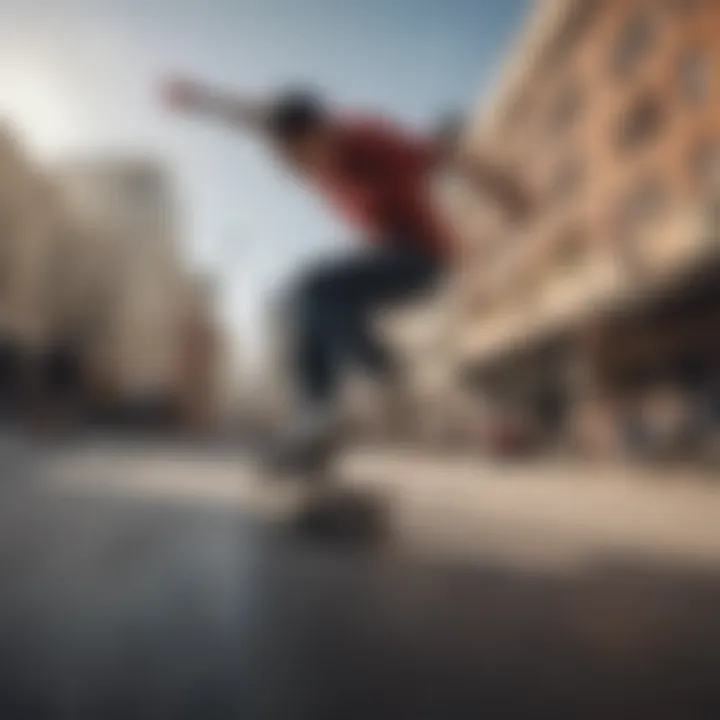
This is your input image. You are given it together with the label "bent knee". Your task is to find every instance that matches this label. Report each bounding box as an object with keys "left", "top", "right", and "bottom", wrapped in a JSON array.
[{"left": 293, "top": 266, "right": 347, "bottom": 315}]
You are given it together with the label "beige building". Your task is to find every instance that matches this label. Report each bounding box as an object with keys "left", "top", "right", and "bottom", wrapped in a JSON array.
[
  {"left": 55, "top": 157, "right": 188, "bottom": 413},
  {"left": 0, "top": 120, "right": 229, "bottom": 428},
  {"left": 176, "top": 273, "right": 232, "bottom": 430},
  {"left": 0, "top": 121, "right": 110, "bottom": 420},
  {"left": 0, "top": 124, "right": 56, "bottom": 350}
]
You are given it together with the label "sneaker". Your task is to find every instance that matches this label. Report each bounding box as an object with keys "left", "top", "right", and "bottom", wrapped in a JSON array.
[{"left": 262, "top": 406, "right": 342, "bottom": 477}]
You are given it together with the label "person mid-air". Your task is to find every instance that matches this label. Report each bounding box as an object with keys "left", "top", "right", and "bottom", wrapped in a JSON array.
[{"left": 161, "top": 77, "right": 532, "bottom": 470}]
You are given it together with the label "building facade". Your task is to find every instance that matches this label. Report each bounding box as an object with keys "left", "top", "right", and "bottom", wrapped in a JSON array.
[
  {"left": 0, "top": 120, "right": 230, "bottom": 430},
  {"left": 176, "top": 274, "right": 228, "bottom": 431},
  {"left": 56, "top": 158, "right": 189, "bottom": 421},
  {"left": 452, "top": 0, "right": 720, "bottom": 457},
  {"left": 0, "top": 125, "right": 75, "bottom": 416}
]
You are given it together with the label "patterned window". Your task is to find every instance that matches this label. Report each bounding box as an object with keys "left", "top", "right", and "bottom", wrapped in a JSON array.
[
  {"left": 617, "top": 94, "right": 665, "bottom": 152},
  {"left": 0, "top": 209, "right": 18, "bottom": 296},
  {"left": 679, "top": 51, "right": 711, "bottom": 104},
  {"left": 612, "top": 10, "right": 658, "bottom": 78}
]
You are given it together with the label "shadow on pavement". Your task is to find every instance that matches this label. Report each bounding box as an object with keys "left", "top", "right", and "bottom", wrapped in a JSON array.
[{"left": 0, "top": 466, "right": 720, "bottom": 720}]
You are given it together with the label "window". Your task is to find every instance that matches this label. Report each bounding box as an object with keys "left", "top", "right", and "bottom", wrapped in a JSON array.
[
  {"left": 44, "top": 236, "right": 78, "bottom": 315},
  {"left": 517, "top": 273, "right": 540, "bottom": 305},
  {"left": 617, "top": 94, "right": 664, "bottom": 152},
  {"left": 691, "top": 139, "right": 720, "bottom": 193},
  {"left": 503, "top": 93, "right": 530, "bottom": 133},
  {"left": 554, "top": 226, "right": 588, "bottom": 270},
  {"left": 679, "top": 51, "right": 710, "bottom": 103},
  {"left": 547, "top": 156, "right": 585, "bottom": 204},
  {"left": 125, "top": 170, "right": 162, "bottom": 217},
  {"left": 548, "top": 84, "right": 584, "bottom": 138},
  {"left": 708, "top": 196, "right": 720, "bottom": 234},
  {"left": 545, "top": 0, "right": 601, "bottom": 70},
  {"left": 612, "top": 11, "right": 657, "bottom": 78},
  {"left": 0, "top": 210, "right": 18, "bottom": 295},
  {"left": 0, "top": 124, "right": 21, "bottom": 166},
  {"left": 667, "top": 0, "right": 698, "bottom": 13},
  {"left": 616, "top": 179, "right": 667, "bottom": 239}
]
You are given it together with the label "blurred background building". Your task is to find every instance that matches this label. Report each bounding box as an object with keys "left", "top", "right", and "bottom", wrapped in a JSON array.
[
  {"left": 3, "top": 0, "right": 720, "bottom": 460},
  {"left": 176, "top": 272, "right": 232, "bottom": 432},
  {"left": 445, "top": 0, "right": 720, "bottom": 461},
  {"left": 0, "top": 126, "right": 228, "bottom": 433},
  {"left": 56, "top": 157, "right": 186, "bottom": 424},
  {"left": 263, "top": 0, "right": 720, "bottom": 461}
]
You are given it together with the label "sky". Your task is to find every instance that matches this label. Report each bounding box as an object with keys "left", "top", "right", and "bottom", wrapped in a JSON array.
[{"left": 0, "top": 0, "right": 530, "bottom": 370}]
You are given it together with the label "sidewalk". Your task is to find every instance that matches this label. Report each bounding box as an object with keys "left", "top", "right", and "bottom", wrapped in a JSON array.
[
  {"left": 340, "top": 450, "right": 720, "bottom": 571},
  {"left": 41, "top": 437, "right": 720, "bottom": 573}
]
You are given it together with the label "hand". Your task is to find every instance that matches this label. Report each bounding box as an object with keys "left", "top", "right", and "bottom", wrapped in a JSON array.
[{"left": 159, "top": 75, "right": 208, "bottom": 113}]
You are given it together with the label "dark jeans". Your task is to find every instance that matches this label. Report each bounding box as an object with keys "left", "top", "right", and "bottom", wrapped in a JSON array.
[{"left": 286, "top": 244, "right": 443, "bottom": 406}]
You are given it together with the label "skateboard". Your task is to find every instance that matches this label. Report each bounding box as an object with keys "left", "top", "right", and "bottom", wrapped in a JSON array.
[{"left": 254, "top": 442, "right": 390, "bottom": 546}]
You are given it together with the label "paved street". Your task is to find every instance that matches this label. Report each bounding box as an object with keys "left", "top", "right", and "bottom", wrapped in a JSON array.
[{"left": 1, "top": 433, "right": 720, "bottom": 718}]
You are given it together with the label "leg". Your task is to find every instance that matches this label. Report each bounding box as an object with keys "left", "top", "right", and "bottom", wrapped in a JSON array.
[
  {"left": 267, "top": 246, "right": 441, "bottom": 472},
  {"left": 288, "top": 246, "right": 440, "bottom": 402},
  {"left": 329, "top": 246, "right": 442, "bottom": 380},
  {"left": 265, "top": 255, "right": 370, "bottom": 472},
  {"left": 289, "top": 260, "right": 358, "bottom": 407},
  {"left": 333, "top": 246, "right": 442, "bottom": 439}
]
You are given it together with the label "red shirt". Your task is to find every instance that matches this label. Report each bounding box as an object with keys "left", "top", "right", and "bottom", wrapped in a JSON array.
[{"left": 313, "top": 116, "right": 450, "bottom": 262}]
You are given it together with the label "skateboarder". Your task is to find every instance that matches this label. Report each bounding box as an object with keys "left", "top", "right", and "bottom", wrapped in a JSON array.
[{"left": 161, "top": 78, "right": 532, "bottom": 470}]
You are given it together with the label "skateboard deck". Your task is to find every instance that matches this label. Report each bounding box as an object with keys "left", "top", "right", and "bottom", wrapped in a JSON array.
[
  {"left": 289, "top": 483, "right": 389, "bottom": 545},
  {"left": 249, "top": 456, "right": 390, "bottom": 546}
]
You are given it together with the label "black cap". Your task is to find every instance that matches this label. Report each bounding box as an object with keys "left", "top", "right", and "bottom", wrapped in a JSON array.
[{"left": 267, "top": 87, "right": 327, "bottom": 141}]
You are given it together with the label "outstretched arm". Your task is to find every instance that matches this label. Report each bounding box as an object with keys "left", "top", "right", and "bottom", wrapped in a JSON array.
[
  {"left": 160, "top": 76, "right": 270, "bottom": 134},
  {"left": 456, "top": 153, "right": 535, "bottom": 223},
  {"left": 431, "top": 117, "right": 535, "bottom": 222}
]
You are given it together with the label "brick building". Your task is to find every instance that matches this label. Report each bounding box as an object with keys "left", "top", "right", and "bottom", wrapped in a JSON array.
[{"left": 453, "top": 0, "right": 720, "bottom": 458}]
